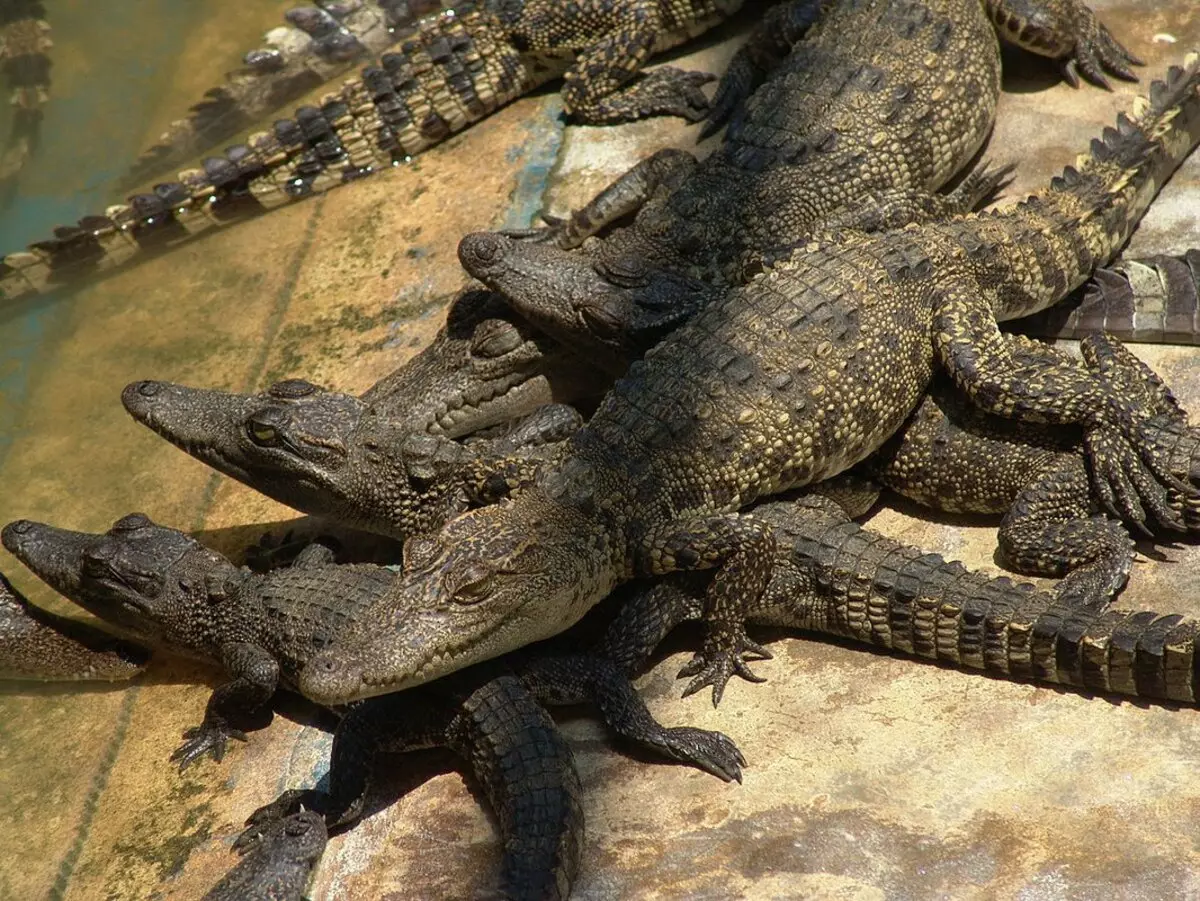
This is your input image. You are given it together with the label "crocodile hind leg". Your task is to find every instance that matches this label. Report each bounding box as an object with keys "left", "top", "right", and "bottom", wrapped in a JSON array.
[
  {"left": 931, "top": 289, "right": 1195, "bottom": 533},
  {"left": 982, "top": 0, "right": 1142, "bottom": 88},
  {"left": 237, "top": 675, "right": 584, "bottom": 901},
  {"left": 505, "top": 147, "right": 698, "bottom": 248},
  {"left": 636, "top": 512, "right": 777, "bottom": 704}
]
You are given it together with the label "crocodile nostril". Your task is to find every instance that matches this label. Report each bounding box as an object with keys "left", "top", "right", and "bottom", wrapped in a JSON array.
[
  {"left": 5, "top": 520, "right": 32, "bottom": 535},
  {"left": 458, "top": 233, "right": 504, "bottom": 271},
  {"left": 137, "top": 381, "right": 162, "bottom": 397}
]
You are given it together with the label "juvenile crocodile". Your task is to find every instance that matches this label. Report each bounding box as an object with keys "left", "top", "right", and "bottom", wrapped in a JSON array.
[
  {"left": 483, "top": 0, "right": 1136, "bottom": 328},
  {"left": 0, "top": 570, "right": 147, "bottom": 682},
  {"left": 292, "top": 55, "right": 1200, "bottom": 709},
  {"left": 0, "top": 0, "right": 51, "bottom": 202},
  {"left": 1016, "top": 248, "right": 1200, "bottom": 344},
  {"left": 123, "top": 0, "right": 445, "bottom": 190},
  {"left": 2, "top": 512, "right": 742, "bottom": 898},
  {"left": 0, "top": 0, "right": 740, "bottom": 301},
  {"left": 201, "top": 810, "right": 327, "bottom": 901}
]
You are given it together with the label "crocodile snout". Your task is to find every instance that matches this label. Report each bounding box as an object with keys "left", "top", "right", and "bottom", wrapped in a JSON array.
[
  {"left": 121, "top": 380, "right": 164, "bottom": 417},
  {"left": 458, "top": 232, "right": 506, "bottom": 275}
]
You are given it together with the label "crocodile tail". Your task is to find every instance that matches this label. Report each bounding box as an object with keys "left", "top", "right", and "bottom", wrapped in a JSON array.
[
  {"left": 0, "top": 5, "right": 543, "bottom": 302},
  {"left": 988, "top": 53, "right": 1200, "bottom": 320},
  {"left": 118, "top": 0, "right": 443, "bottom": 190},
  {"left": 1014, "top": 250, "right": 1200, "bottom": 345},
  {"left": 764, "top": 509, "right": 1200, "bottom": 706}
]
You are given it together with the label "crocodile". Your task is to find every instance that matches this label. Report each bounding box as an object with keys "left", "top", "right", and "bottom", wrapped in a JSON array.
[
  {"left": 1, "top": 512, "right": 742, "bottom": 899},
  {"left": 0, "top": 0, "right": 51, "bottom": 202},
  {"left": 201, "top": 810, "right": 327, "bottom": 901},
  {"left": 0, "top": 0, "right": 741, "bottom": 302},
  {"left": 289, "top": 55, "right": 1200, "bottom": 710},
  {"left": 1016, "top": 248, "right": 1200, "bottom": 345},
  {"left": 0, "top": 570, "right": 147, "bottom": 682},
  {"left": 122, "top": 309, "right": 1200, "bottom": 618},
  {"left": 122, "top": 0, "right": 446, "bottom": 191},
  {"left": 480, "top": 0, "right": 1137, "bottom": 327}
]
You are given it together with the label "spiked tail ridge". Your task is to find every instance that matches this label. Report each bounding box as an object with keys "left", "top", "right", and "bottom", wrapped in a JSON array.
[
  {"left": 0, "top": 5, "right": 543, "bottom": 302},
  {"left": 994, "top": 52, "right": 1200, "bottom": 320}
]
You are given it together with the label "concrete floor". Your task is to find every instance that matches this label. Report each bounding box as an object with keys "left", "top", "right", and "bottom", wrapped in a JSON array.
[{"left": 1, "top": 1, "right": 1199, "bottom": 899}]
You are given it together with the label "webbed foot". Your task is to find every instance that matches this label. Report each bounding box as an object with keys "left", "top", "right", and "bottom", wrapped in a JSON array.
[
  {"left": 1058, "top": 5, "right": 1142, "bottom": 90},
  {"left": 234, "top": 788, "right": 330, "bottom": 853},
  {"left": 1083, "top": 415, "right": 1194, "bottom": 534}
]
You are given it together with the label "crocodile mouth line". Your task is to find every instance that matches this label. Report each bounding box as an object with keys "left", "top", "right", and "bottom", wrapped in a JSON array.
[{"left": 427, "top": 372, "right": 545, "bottom": 437}]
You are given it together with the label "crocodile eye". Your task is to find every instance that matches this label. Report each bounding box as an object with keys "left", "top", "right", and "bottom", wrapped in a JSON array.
[
  {"left": 111, "top": 513, "right": 152, "bottom": 533},
  {"left": 470, "top": 319, "right": 524, "bottom": 358},
  {"left": 595, "top": 254, "right": 648, "bottom": 288},
  {"left": 451, "top": 566, "right": 495, "bottom": 605},
  {"left": 247, "top": 420, "right": 281, "bottom": 447}
]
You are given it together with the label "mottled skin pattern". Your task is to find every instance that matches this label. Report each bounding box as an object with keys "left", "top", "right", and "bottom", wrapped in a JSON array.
[
  {"left": 201, "top": 810, "right": 327, "bottom": 901},
  {"left": 1018, "top": 248, "right": 1200, "bottom": 345},
  {"left": 123, "top": 0, "right": 447, "bottom": 190},
  {"left": 469, "top": 0, "right": 1137, "bottom": 366},
  {"left": 0, "top": 0, "right": 738, "bottom": 301},
  {"left": 0, "top": 0, "right": 51, "bottom": 201},
  {"left": 606, "top": 492, "right": 1200, "bottom": 707},
  {"left": 0, "top": 571, "right": 147, "bottom": 682},
  {"left": 1, "top": 513, "right": 743, "bottom": 898},
  {"left": 121, "top": 291, "right": 602, "bottom": 542},
  {"left": 866, "top": 333, "right": 1200, "bottom": 608},
  {"left": 294, "top": 57, "right": 1200, "bottom": 708}
]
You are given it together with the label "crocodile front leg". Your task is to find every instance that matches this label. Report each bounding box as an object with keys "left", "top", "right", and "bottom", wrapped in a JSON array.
[
  {"left": 931, "top": 288, "right": 1194, "bottom": 532},
  {"left": 637, "top": 512, "right": 776, "bottom": 704},
  {"left": 172, "top": 641, "right": 280, "bottom": 770},
  {"left": 983, "top": 0, "right": 1142, "bottom": 89}
]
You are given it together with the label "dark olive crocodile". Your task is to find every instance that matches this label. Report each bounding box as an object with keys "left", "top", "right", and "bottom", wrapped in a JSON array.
[
  {"left": 122, "top": 0, "right": 446, "bottom": 191},
  {"left": 1, "top": 513, "right": 743, "bottom": 899},
  {"left": 0, "top": 0, "right": 51, "bottom": 203},
  {"left": 0, "top": 570, "right": 147, "bottom": 682},
  {"left": 475, "top": 0, "right": 1136, "bottom": 348},
  {"left": 290, "top": 55, "right": 1200, "bottom": 710},
  {"left": 201, "top": 810, "right": 327, "bottom": 901},
  {"left": 600, "top": 491, "right": 1200, "bottom": 708},
  {"left": 0, "top": 0, "right": 741, "bottom": 301},
  {"left": 1015, "top": 248, "right": 1200, "bottom": 345}
]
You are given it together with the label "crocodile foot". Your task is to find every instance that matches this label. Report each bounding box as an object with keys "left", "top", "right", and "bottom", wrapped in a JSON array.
[
  {"left": 170, "top": 720, "right": 248, "bottom": 770},
  {"left": 1058, "top": 1, "right": 1143, "bottom": 90},
  {"left": 234, "top": 788, "right": 331, "bottom": 853},
  {"left": 677, "top": 632, "right": 773, "bottom": 707},
  {"left": 1083, "top": 419, "right": 1193, "bottom": 534},
  {"left": 652, "top": 726, "right": 746, "bottom": 783},
  {"left": 630, "top": 67, "right": 715, "bottom": 123}
]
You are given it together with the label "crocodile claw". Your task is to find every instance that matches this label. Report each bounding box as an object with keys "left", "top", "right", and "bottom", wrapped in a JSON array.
[
  {"left": 678, "top": 635, "right": 772, "bottom": 706},
  {"left": 170, "top": 721, "right": 248, "bottom": 770},
  {"left": 656, "top": 726, "right": 747, "bottom": 783},
  {"left": 1059, "top": 3, "right": 1142, "bottom": 90},
  {"left": 235, "top": 788, "right": 329, "bottom": 854},
  {"left": 633, "top": 67, "right": 715, "bottom": 123}
]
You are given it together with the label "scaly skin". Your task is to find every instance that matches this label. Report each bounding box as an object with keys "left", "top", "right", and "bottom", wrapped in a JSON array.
[
  {"left": 0, "top": 514, "right": 742, "bottom": 898},
  {"left": 0, "top": 570, "right": 147, "bottom": 682},
  {"left": 489, "top": 0, "right": 1133, "bottom": 313},
  {"left": 123, "top": 0, "right": 446, "bottom": 190},
  {"left": 294, "top": 56, "right": 1200, "bottom": 708},
  {"left": 606, "top": 492, "right": 1200, "bottom": 708},
  {"left": 1017, "top": 248, "right": 1200, "bottom": 344},
  {"left": 120, "top": 290, "right": 602, "bottom": 541},
  {"left": 201, "top": 810, "right": 327, "bottom": 901},
  {"left": 0, "top": 0, "right": 739, "bottom": 301},
  {"left": 0, "top": 0, "right": 51, "bottom": 203}
]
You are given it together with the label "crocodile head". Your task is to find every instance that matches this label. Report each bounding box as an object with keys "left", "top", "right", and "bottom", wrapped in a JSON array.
[
  {"left": 2, "top": 514, "right": 238, "bottom": 651},
  {"left": 299, "top": 473, "right": 619, "bottom": 704},
  {"left": 458, "top": 233, "right": 713, "bottom": 368},
  {"left": 121, "top": 292, "right": 607, "bottom": 540}
]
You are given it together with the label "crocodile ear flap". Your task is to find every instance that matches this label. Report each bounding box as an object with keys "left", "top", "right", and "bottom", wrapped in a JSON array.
[{"left": 204, "top": 571, "right": 238, "bottom": 604}]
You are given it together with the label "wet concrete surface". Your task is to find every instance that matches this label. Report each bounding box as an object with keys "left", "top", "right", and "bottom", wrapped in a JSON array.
[{"left": 1, "top": 1, "right": 1200, "bottom": 898}]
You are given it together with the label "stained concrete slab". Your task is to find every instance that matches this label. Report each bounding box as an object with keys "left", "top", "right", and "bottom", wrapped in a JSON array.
[{"left": 1, "top": 1, "right": 1200, "bottom": 899}]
